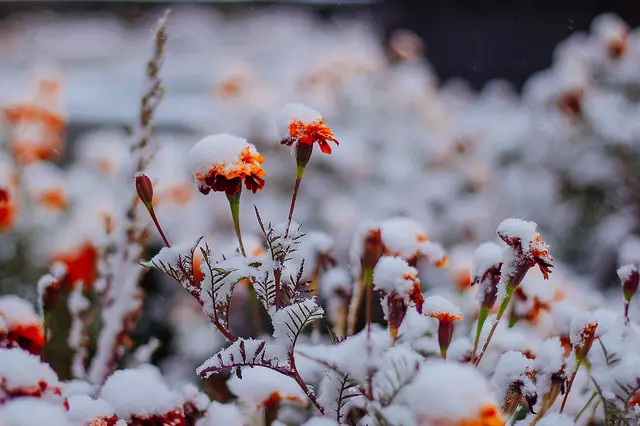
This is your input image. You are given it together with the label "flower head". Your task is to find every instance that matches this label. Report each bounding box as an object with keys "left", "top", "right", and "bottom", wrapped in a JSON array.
[
  {"left": 278, "top": 103, "right": 339, "bottom": 155},
  {"left": 497, "top": 219, "right": 553, "bottom": 284},
  {"left": 423, "top": 295, "right": 463, "bottom": 358},
  {"left": 189, "top": 134, "right": 265, "bottom": 197},
  {"left": 0, "top": 296, "right": 45, "bottom": 355},
  {"left": 51, "top": 242, "right": 99, "bottom": 291}
]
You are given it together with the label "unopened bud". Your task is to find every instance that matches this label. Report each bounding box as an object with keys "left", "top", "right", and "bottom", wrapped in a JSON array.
[
  {"left": 361, "top": 229, "right": 384, "bottom": 272},
  {"left": 135, "top": 173, "right": 154, "bottom": 209},
  {"left": 618, "top": 264, "right": 639, "bottom": 302}
]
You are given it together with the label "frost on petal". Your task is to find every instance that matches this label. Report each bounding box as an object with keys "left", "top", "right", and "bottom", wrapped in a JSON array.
[
  {"left": 0, "top": 348, "right": 62, "bottom": 405},
  {"left": 422, "top": 295, "right": 462, "bottom": 320},
  {"left": 271, "top": 297, "right": 324, "bottom": 357},
  {"left": 277, "top": 103, "right": 323, "bottom": 139},
  {"left": 228, "top": 367, "right": 307, "bottom": 409},
  {"left": 196, "top": 338, "right": 277, "bottom": 378},
  {"left": 99, "top": 366, "right": 183, "bottom": 420}
]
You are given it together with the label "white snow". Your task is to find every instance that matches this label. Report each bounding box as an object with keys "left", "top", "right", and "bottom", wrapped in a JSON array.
[
  {"left": 277, "top": 103, "right": 323, "bottom": 138},
  {"left": 302, "top": 418, "right": 339, "bottom": 426},
  {"left": 380, "top": 217, "right": 426, "bottom": 260},
  {"left": 67, "top": 395, "right": 116, "bottom": 425},
  {"left": 535, "top": 337, "right": 565, "bottom": 375},
  {"left": 617, "top": 264, "right": 637, "bottom": 283},
  {"left": 227, "top": 367, "right": 308, "bottom": 409},
  {"left": 497, "top": 218, "right": 539, "bottom": 253},
  {"left": 0, "top": 296, "right": 41, "bottom": 328},
  {"left": 196, "top": 401, "right": 244, "bottom": 426},
  {"left": 0, "top": 398, "right": 70, "bottom": 426},
  {"left": 492, "top": 350, "right": 537, "bottom": 404},
  {"left": 569, "top": 312, "right": 598, "bottom": 347},
  {"left": 536, "top": 412, "right": 575, "bottom": 426},
  {"left": 373, "top": 256, "right": 419, "bottom": 295},
  {"left": 99, "top": 366, "right": 183, "bottom": 420},
  {"left": 145, "top": 238, "right": 201, "bottom": 270},
  {"left": 0, "top": 348, "right": 59, "bottom": 394},
  {"left": 189, "top": 133, "right": 260, "bottom": 179},
  {"left": 421, "top": 295, "right": 462, "bottom": 318},
  {"left": 472, "top": 241, "right": 503, "bottom": 280}
]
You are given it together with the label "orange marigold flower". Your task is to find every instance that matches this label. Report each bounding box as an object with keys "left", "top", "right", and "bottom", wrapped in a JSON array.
[
  {"left": 51, "top": 242, "right": 99, "bottom": 290},
  {"left": 497, "top": 219, "right": 554, "bottom": 284},
  {"left": 278, "top": 103, "right": 339, "bottom": 155},
  {"left": 0, "top": 187, "right": 16, "bottom": 232},
  {"left": 189, "top": 134, "right": 265, "bottom": 197}
]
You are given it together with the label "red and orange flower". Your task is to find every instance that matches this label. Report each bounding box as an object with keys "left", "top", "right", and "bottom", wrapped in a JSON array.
[
  {"left": 278, "top": 103, "right": 339, "bottom": 155},
  {"left": 189, "top": 134, "right": 265, "bottom": 197}
]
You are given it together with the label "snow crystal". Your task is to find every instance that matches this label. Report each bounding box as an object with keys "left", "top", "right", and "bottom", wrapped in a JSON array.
[
  {"left": 0, "top": 348, "right": 59, "bottom": 391},
  {"left": 617, "top": 264, "right": 637, "bottom": 283},
  {"left": 67, "top": 395, "right": 116, "bottom": 424},
  {"left": 536, "top": 412, "right": 575, "bottom": 426},
  {"left": 320, "top": 267, "right": 352, "bottom": 299},
  {"left": 396, "top": 360, "right": 497, "bottom": 419},
  {"left": 421, "top": 295, "right": 462, "bottom": 317},
  {"left": 196, "top": 401, "right": 244, "bottom": 426},
  {"left": 472, "top": 241, "right": 503, "bottom": 280},
  {"left": 492, "top": 351, "right": 536, "bottom": 403},
  {"left": 0, "top": 295, "right": 41, "bottom": 328},
  {"left": 227, "top": 367, "right": 307, "bottom": 408},
  {"left": 277, "top": 103, "right": 323, "bottom": 138},
  {"left": 99, "top": 366, "right": 183, "bottom": 419},
  {"left": 447, "top": 338, "right": 473, "bottom": 362},
  {"left": 373, "top": 256, "right": 418, "bottom": 295},
  {"left": 0, "top": 398, "right": 70, "bottom": 426},
  {"left": 189, "top": 133, "right": 260, "bottom": 178},
  {"left": 497, "top": 218, "right": 539, "bottom": 254},
  {"left": 535, "top": 337, "right": 565, "bottom": 374}
]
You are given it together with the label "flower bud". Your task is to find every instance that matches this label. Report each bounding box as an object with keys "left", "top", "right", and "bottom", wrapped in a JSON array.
[
  {"left": 135, "top": 173, "right": 154, "bottom": 209},
  {"left": 618, "top": 264, "right": 639, "bottom": 302}
]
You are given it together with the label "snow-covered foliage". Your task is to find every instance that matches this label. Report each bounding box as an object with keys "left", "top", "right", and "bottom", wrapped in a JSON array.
[{"left": 4, "top": 7, "right": 640, "bottom": 426}]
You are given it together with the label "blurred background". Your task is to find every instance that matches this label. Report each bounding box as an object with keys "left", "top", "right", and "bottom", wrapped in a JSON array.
[{"left": 2, "top": 0, "right": 640, "bottom": 384}]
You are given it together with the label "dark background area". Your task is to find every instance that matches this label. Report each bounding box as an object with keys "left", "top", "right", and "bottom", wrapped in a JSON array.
[{"left": 1, "top": 0, "right": 640, "bottom": 90}]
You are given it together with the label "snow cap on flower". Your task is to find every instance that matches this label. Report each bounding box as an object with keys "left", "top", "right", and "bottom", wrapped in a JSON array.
[
  {"left": 473, "top": 242, "right": 503, "bottom": 284},
  {"left": 0, "top": 348, "right": 63, "bottom": 405},
  {"left": 497, "top": 218, "right": 553, "bottom": 280},
  {"left": 227, "top": 367, "right": 307, "bottom": 410},
  {"left": 374, "top": 256, "right": 424, "bottom": 318},
  {"left": 67, "top": 395, "right": 118, "bottom": 425},
  {"left": 569, "top": 313, "right": 598, "bottom": 360},
  {"left": 189, "top": 133, "right": 265, "bottom": 196},
  {"left": 618, "top": 264, "right": 639, "bottom": 302},
  {"left": 99, "top": 366, "right": 184, "bottom": 423},
  {"left": 492, "top": 350, "right": 537, "bottom": 415},
  {"left": 277, "top": 103, "right": 339, "bottom": 154},
  {"left": 380, "top": 217, "right": 447, "bottom": 267},
  {"left": 0, "top": 296, "right": 44, "bottom": 355},
  {"left": 423, "top": 295, "right": 463, "bottom": 322},
  {"left": 396, "top": 361, "right": 503, "bottom": 425},
  {"left": 0, "top": 398, "right": 70, "bottom": 426}
]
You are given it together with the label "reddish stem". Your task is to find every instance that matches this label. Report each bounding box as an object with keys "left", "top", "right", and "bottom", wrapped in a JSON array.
[
  {"left": 285, "top": 175, "right": 302, "bottom": 239},
  {"left": 148, "top": 207, "right": 171, "bottom": 247}
]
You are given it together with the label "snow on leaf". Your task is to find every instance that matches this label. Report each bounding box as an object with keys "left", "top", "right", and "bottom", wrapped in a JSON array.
[
  {"left": 372, "top": 345, "right": 422, "bottom": 406},
  {"left": 271, "top": 297, "right": 324, "bottom": 357},
  {"left": 318, "top": 371, "right": 360, "bottom": 424},
  {"left": 196, "top": 338, "right": 280, "bottom": 378},
  {"left": 141, "top": 237, "right": 202, "bottom": 294}
]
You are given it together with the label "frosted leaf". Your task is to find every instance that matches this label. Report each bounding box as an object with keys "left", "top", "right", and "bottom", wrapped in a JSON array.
[
  {"left": 318, "top": 371, "right": 359, "bottom": 424},
  {"left": 271, "top": 297, "right": 324, "bottom": 357},
  {"left": 142, "top": 237, "right": 203, "bottom": 293},
  {"left": 196, "top": 338, "right": 278, "bottom": 378},
  {"left": 372, "top": 345, "right": 422, "bottom": 405},
  {"left": 99, "top": 366, "right": 183, "bottom": 420}
]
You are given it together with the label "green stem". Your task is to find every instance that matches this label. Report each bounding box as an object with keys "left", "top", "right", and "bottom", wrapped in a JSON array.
[
  {"left": 474, "top": 283, "right": 515, "bottom": 366},
  {"left": 471, "top": 306, "right": 489, "bottom": 363},
  {"left": 285, "top": 167, "right": 305, "bottom": 239},
  {"left": 574, "top": 391, "right": 597, "bottom": 422},
  {"left": 227, "top": 192, "right": 246, "bottom": 257},
  {"left": 364, "top": 267, "right": 374, "bottom": 338}
]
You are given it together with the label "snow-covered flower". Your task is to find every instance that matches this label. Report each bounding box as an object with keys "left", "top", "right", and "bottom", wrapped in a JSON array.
[
  {"left": 472, "top": 242, "right": 503, "bottom": 311},
  {"left": 278, "top": 103, "right": 339, "bottom": 155},
  {"left": 497, "top": 219, "right": 553, "bottom": 283},
  {"left": 492, "top": 350, "right": 537, "bottom": 416},
  {"left": 0, "top": 297, "right": 44, "bottom": 355},
  {"left": 374, "top": 256, "right": 424, "bottom": 340},
  {"left": 618, "top": 264, "right": 639, "bottom": 306},
  {"left": 189, "top": 134, "right": 265, "bottom": 196},
  {"left": 0, "top": 348, "right": 64, "bottom": 405},
  {"left": 423, "top": 295, "right": 463, "bottom": 358}
]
